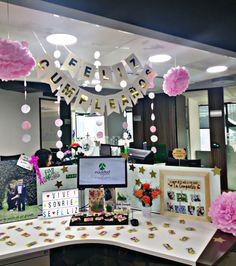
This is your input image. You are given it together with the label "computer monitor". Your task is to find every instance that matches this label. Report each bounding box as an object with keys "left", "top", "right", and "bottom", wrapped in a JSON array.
[
  {"left": 100, "top": 144, "right": 112, "bottom": 156},
  {"left": 77, "top": 156, "right": 127, "bottom": 188},
  {"left": 128, "top": 148, "right": 154, "bottom": 164}
]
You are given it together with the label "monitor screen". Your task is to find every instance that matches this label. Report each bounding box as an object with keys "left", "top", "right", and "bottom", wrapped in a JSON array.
[
  {"left": 78, "top": 156, "right": 127, "bottom": 188},
  {"left": 128, "top": 148, "right": 154, "bottom": 164}
]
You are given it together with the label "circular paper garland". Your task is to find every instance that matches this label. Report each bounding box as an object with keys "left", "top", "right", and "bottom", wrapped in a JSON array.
[{"left": 148, "top": 91, "right": 158, "bottom": 153}]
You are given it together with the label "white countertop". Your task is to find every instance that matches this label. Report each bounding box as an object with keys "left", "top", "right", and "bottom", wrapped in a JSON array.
[{"left": 0, "top": 212, "right": 216, "bottom": 265}]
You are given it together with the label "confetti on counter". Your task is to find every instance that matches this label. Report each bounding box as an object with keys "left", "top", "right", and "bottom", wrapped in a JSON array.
[
  {"left": 65, "top": 235, "right": 75, "bottom": 239},
  {"left": 39, "top": 232, "right": 49, "bottom": 237},
  {"left": 6, "top": 241, "right": 16, "bottom": 246},
  {"left": 128, "top": 229, "right": 138, "bottom": 233},
  {"left": 148, "top": 233, "right": 155, "bottom": 239},
  {"left": 130, "top": 237, "right": 140, "bottom": 243},
  {"left": 80, "top": 234, "right": 89, "bottom": 239},
  {"left": 21, "top": 232, "right": 31, "bottom": 237},
  {"left": 44, "top": 238, "right": 55, "bottom": 243},
  {"left": 187, "top": 248, "right": 195, "bottom": 254},
  {"left": 98, "top": 231, "right": 107, "bottom": 236},
  {"left": 163, "top": 243, "right": 173, "bottom": 250},
  {"left": 26, "top": 241, "right": 38, "bottom": 247},
  {"left": 148, "top": 227, "right": 158, "bottom": 232},
  {"left": 112, "top": 233, "right": 120, "bottom": 238},
  {"left": 179, "top": 236, "right": 189, "bottom": 242}
]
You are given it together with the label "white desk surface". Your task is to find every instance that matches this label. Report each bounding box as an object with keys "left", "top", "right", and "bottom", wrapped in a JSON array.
[{"left": 0, "top": 212, "right": 216, "bottom": 266}]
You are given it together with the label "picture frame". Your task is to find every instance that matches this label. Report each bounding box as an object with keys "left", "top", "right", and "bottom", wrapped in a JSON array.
[{"left": 160, "top": 170, "right": 211, "bottom": 221}]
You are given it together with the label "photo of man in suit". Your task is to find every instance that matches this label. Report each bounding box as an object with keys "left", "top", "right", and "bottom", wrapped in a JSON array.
[{"left": 12, "top": 178, "right": 26, "bottom": 211}]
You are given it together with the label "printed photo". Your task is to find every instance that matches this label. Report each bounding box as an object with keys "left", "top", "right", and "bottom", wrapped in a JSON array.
[
  {"left": 167, "top": 191, "right": 175, "bottom": 200},
  {"left": 0, "top": 160, "right": 38, "bottom": 224},
  {"left": 190, "top": 194, "right": 201, "bottom": 202},
  {"left": 174, "top": 205, "right": 187, "bottom": 214},
  {"left": 176, "top": 193, "right": 188, "bottom": 202},
  {"left": 187, "top": 205, "right": 195, "bottom": 215},
  {"left": 197, "top": 206, "right": 205, "bottom": 216}
]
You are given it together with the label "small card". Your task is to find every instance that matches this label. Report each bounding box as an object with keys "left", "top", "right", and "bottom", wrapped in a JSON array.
[
  {"left": 65, "top": 235, "right": 75, "bottom": 239},
  {"left": 99, "top": 231, "right": 107, "bottom": 236},
  {"left": 6, "top": 241, "right": 16, "bottom": 246},
  {"left": 148, "top": 227, "right": 158, "bottom": 232},
  {"left": 179, "top": 219, "right": 186, "bottom": 224},
  {"left": 95, "top": 226, "right": 104, "bottom": 230},
  {"left": 15, "top": 228, "right": 24, "bottom": 232},
  {"left": 44, "top": 238, "right": 55, "bottom": 243},
  {"left": 21, "top": 232, "right": 31, "bottom": 237},
  {"left": 61, "top": 220, "right": 67, "bottom": 225},
  {"left": 146, "top": 221, "right": 153, "bottom": 226},
  {"left": 34, "top": 226, "right": 42, "bottom": 230},
  {"left": 0, "top": 236, "right": 10, "bottom": 241},
  {"left": 39, "top": 232, "right": 49, "bottom": 237},
  {"left": 179, "top": 236, "right": 189, "bottom": 242},
  {"left": 163, "top": 223, "right": 170, "bottom": 228},
  {"left": 7, "top": 226, "right": 16, "bottom": 230},
  {"left": 43, "top": 221, "right": 52, "bottom": 224},
  {"left": 128, "top": 229, "right": 137, "bottom": 233},
  {"left": 163, "top": 243, "right": 173, "bottom": 250},
  {"left": 187, "top": 248, "right": 195, "bottom": 254},
  {"left": 47, "top": 228, "right": 56, "bottom": 231},
  {"left": 148, "top": 233, "right": 155, "bottom": 239},
  {"left": 168, "top": 230, "right": 176, "bottom": 235},
  {"left": 25, "top": 222, "right": 33, "bottom": 226},
  {"left": 130, "top": 237, "right": 140, "bottom": 243},
  {"left": 77, "top": 227, "right": 86, "bottom": 231},
  {"left": 185, "top": 227, "right": 196, "bottom": 231},
  {"left": 0, "top": 232, "right": 5, "bottom": 236},
  {"left": 80, "top": 234, "right": 89, "bottom": 239},
  {"left": 55, "top": 232, "right": 61, "bottom": 237},
  {"left": 116, "top": 226, "right": 125, "bottom": 231},
  {"left": 26, "top": 241, "right": 38, "bottom": 247},
  {"left": 112, "top": 233, "right": 120, "bottom": 238},
  {"left": 65, "top": 227, "right": 71, "bottom": 231}
]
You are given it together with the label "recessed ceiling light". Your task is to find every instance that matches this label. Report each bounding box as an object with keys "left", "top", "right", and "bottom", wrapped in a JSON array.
[
  {"left": 46, "top": 34, "right": 77, "bottom": 46},
  {"left": 53, "top": 14, "right": 60, "bottom": 17},
  {"left": 206, "top": 65, "right": 228, "bottom": 73},
  {"left": 95, "top": 24, "right": 100, "bottom": 27},
  {"left": 148, "top": 54, "right": 172, "bottom": 63}
]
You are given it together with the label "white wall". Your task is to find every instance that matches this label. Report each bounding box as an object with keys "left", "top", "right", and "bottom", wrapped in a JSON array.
[
  {"left": 188, "top": 98, "right": 200, "bottom": 159},
  {"left": 0, "top": 89, "right": 42, "bottom": 156}
]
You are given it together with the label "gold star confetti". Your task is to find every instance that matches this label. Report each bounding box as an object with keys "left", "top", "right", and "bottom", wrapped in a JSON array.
[
  {"left": 150, "top": 170, "right": 157, "bottom": 178},
  {"left": 61, "top": 166, "right": 68, "bottom": 173},
  {"left": 135, "top": 179, "right": 142, "bottom": 186},
  {"left": 213, "top": 237, "right": 226, "bottom": 243},
  {"left": 129, "top": 164, "right": 136, "bottom": 171},
  {"left": 212, "top": 166, "right": 221, "bottom": 175},
  {"left": 55, "top": 181, "right": 63, "bottom": 189},
  {"left": 139, "top": 166, "right": 145, "bottom": 174}
]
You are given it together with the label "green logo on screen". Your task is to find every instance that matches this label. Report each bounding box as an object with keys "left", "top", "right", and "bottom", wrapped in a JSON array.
[{"left": 99, "top": 162, "right": 106, "bottom": 171}]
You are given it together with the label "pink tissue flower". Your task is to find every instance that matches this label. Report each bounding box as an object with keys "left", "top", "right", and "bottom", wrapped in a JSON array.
[
  {"left": 208, "top": 192, "right": 236, "bottom": 236},
  {"left": 0, "top": 38, "right": 36, "bottom": 81},
  {"left": 163, "top": 66, "right": 189, "bottom": 96}
]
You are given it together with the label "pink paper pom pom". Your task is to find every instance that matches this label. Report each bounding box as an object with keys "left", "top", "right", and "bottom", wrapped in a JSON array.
[
  {"left": 0, "top": 38, "right": 36, "bottom": 81},
  {"left": 163, "top": 66, "right": 189, "bottom": 96},
  {"left": 208, "top": 192, "right": 236, "bottom": 236}
]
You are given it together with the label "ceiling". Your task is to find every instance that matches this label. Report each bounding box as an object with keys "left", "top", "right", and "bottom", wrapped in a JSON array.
[{"left": 1, "top": 2, "right": 236, "bottom": 93}]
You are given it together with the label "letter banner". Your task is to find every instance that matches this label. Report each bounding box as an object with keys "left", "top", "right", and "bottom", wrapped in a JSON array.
[
  {"left": 79, "top": 62, "right": 96, "bottom": 82},
  {"left": 117, "top": 91, "right": 133, "bottom": 112},
  {"left": 105, "top": 95, "right": 120, "bottom": 116},
  {"left": 36, "top": 53, "right": 55, "bottom": 79},
  {"left": 112, "top": 62, "right": 128, "bottom": 83},
  {"left": 61, "top": 53, "right": 81, "bottom": 78},
  {"left": 125, "top": 53, "right": 142, "bottom": 74},
  {"left": 74, "top": 89, "right": 92, "bottom": 112},
  {"left": 47, "top": 68, "right": 66, "bottom": 93},
  {"left": 90, "top": 95, "right": 106, "bottom": 115},
  {"left": 133, "top": 73, "right": 150, "bottom": 96},
  {"left": 98, "top": 66, "right": 113, "bottom": 85},
  {"left": 58, "top": 81, "right": 79, "bottom": 104}
]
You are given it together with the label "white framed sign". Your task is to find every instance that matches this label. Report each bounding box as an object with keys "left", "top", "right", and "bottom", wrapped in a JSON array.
[{"left": 42, "top": 188, "right": 79, "bottom": 218}]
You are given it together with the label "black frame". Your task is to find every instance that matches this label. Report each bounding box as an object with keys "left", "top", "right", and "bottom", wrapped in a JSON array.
[{"left": 77, "top": 156, "right": 127, "bottom": 189}]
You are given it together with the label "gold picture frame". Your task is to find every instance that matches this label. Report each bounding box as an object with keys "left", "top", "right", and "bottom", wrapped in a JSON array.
[{"left": 160, "top": 170, "right": 211, "bottom": 221}]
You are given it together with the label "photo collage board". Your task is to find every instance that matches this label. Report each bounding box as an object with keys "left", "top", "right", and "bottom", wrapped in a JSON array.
[{"left": 160, "top": 170, "right": 211, "bottom": 221}]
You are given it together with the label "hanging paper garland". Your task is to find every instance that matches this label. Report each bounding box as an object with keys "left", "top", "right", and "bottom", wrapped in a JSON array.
[
  {"left": 0, "top": 38, "right": 36, "bottom": 81},
  {"left": 162, "top": 66, "right": 189, "bottom": 96},
  {"left": 55, "top": 99, "right": 64, "bottom": 160},
  {"left": 148, "top": 92, "right": 158, "bottom": 154}
]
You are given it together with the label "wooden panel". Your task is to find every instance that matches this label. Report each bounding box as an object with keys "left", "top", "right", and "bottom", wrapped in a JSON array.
[{"left": 208, "top": 88, "right": 227, "bottom": 189}]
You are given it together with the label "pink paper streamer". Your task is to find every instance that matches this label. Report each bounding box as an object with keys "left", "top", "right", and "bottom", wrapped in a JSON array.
[{"left": 29, "top": 155, "right": 44, "bottom": 185}]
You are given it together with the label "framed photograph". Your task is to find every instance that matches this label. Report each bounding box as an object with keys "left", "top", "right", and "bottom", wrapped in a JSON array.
[{"left": 160, "top": 170, "right": 210, "bottom": 221}]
